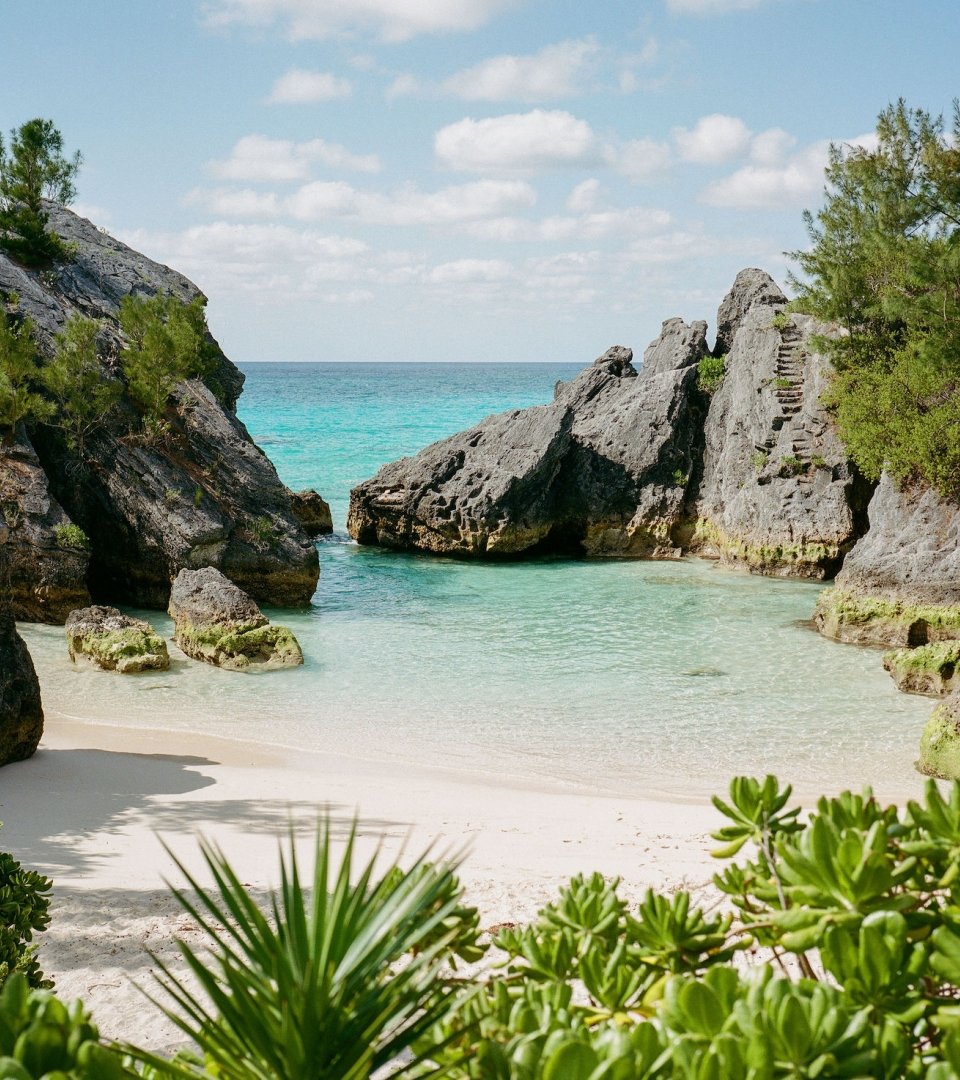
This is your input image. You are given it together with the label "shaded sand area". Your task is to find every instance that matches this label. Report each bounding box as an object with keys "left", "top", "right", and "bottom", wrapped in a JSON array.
[{"left": 0, "top": 716, "right": 720, "bottom": 1054}]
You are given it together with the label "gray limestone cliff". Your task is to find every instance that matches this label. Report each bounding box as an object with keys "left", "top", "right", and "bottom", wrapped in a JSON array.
[
  {"left": 0, "top": 540, "right": 42, "bottom": 765},
  {"left": 692, "top": 276, "right": 868, "bottom": 579},
  {"left": 0, "top": 204, "right": 319, "bottom": 617}
]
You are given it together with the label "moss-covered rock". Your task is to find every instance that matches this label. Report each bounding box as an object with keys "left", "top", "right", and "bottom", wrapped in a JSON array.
[
  {"left": 692, "top": 519, "right": 844, "bottom": 579},
  {"left": 883, "top": 641, "right": 960, "bottom": 696},
  {"left": 169, "top": 566, "right": 303, "bottom": 672},
  {"left": 918, "top": 694, "right": 960, "bottom": 780},
  {"left": 814, "top": 587, "right": 960, "bottom": 647},
  {"left": 65, "top": 605, "right": 169, "bottom": 673}
]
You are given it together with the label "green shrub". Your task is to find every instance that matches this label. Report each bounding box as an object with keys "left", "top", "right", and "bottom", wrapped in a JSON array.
[
  {"left": 772, "top": 376, "right": 793, "bottom": 390},
  {"left": 119, "top": 293, "right": 219, "bottom": 440},
  {"left": 697, "top": 353, "right": 725, "bottom": 394},
  {"left": 751, "top": 449, "right": 769, "bottom": 471},
  {"left": 0, "top": 315, "right": 52, "bottom": 437},
  {"left": 0, "top": 835, "right": 51, "bottom": 990},
  {"left": 770, "top": 311, "right": 792, "bottom": 330},
  {"left": 53, "top": 523, "right": 89, "bottom": 551},
  {"left": 41, "top": 315, "right": 121, "bottom": 454}
]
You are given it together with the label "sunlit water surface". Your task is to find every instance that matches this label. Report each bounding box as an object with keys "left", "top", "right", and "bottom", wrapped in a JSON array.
[{"left": 21, "top": 363, "right": 931, "bottom": 801}]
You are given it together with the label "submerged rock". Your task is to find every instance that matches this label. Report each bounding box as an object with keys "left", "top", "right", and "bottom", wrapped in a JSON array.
[
  {"left": 348, "top": 320, "right": 708, "bottom": 558},
  {"left": 0, "top": 427, "right": 90, "bottom": 622},
  {"left": 815, "top": 474, "right": 960, "bottom": 646},
  {"left": 289, "top": 489, "right": 333, "bottom": 536},
  {"left": 0, "top": 204, "right": 319, "bottom": 613},
  {"left": 918, "top": 692, "right": 960, "bottom": 780},
  {"left": 693, "top": 273, "right": 867, "bottom": 579},
  {"left": 168, "top": 566, "right": 303, "bottom": 671},
  {"left": 65, "top": 605, "right": 169, "bottom": 673}
]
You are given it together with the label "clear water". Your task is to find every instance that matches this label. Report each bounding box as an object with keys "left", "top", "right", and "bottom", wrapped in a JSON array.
[{"left": 20, "top": 363, "right": 932, "bottom": 801}]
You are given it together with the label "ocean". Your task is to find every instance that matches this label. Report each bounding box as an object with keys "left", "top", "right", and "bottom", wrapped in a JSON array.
[{"left": 20, "top": 362, "right": 932, "bottom": 801}]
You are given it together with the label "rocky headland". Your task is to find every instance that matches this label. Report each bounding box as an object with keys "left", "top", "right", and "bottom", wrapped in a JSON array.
[
  {"left": 349, "top": 269, "right": 867, "bottom": 579},
  {"left": 0, "top": 204, "right": 320, "bottom": 622}
]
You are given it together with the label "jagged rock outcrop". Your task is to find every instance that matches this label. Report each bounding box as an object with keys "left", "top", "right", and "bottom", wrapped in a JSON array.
[
  {"left": 290, "top": 489, "right": 333, "bottom": 537},
  {"left": 0, "top": 205, "right": 319, "bottom": 613},
  {"left": 815, "top": 474, "right": 960, "bottom": 646},
  {"left": 168, "top": 566, "right": 303, "bottom": 671},
  {"left": 0, "top": 427, "right": 90, "bottom": 621},
  {"left": 348, "top": 321, "right": 708, "bottom": 557},
  {"left": 65, "top": 605, "right": 169, "bottom": 673},
  {"left": 0, "top": 541, "right": 43, "bottom": 765},
  {"left": 714, "top": 267, "right": 787, "bottom": 358},
  {"left": 693, "top": 274, "right": 868, "bottom": 578}
]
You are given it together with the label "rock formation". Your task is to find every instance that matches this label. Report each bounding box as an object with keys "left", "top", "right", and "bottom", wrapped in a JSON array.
[
  {"left": 65, "top": 605, "right": 169, "bottom": 673},
  {"left": 814, "top": 474, "right": 960, "bottom": 646},
  {"left": 917, "top": 691, "right": 960, "bottom": 779},
  {"left": 290, "top": 489, "right": 333, "bottom": 536},
  {"left": 168, "top": 566, "right": 303, "bottom": 671},
  {"left": 692, "top": 279, "right": 868, "bottom": 578},
  {"left": 349, "top": 269, "right": 865, "bottom": 577},
  {"left": 348, "top": 324, "right": 709, "bottom": 558},
  {"left": 0, "top": 540, "right": 42, "bottom": 765},
  {"left": 883, "top": 642, "right": 960, "bottom": 697},
  {"left": 0, "top": 204, "right": 319, "bottom": 617}
]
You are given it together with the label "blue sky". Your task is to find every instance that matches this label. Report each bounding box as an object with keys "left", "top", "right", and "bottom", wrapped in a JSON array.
[{"left": 2, "top": 0, "right": 957, "bottom": 362}]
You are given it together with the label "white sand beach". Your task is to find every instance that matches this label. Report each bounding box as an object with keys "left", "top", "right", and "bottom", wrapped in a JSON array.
[{"left": 0, "top": 713, "right": 721, "bottom": 1054}]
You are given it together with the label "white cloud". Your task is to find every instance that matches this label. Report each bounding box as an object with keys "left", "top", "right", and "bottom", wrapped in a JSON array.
[
  {"left": 615, "top": 138, "right": 672, "bottom": 181},
  {"left": 285, "top": 178, "right": 538, "bottom": 225},
  {"left": 203, "top": 0, "right": 515, "bottom": 42},
  {"left": 209, "top": 134, "right": 381, "bottom": 182},
  {"left": 666, "top": 0, "right": 769, "bottom": 13},
  {"left": 267, "top": 68, "right": 352, "bottom": 103},
  {"left": 187, "top": 187, "right": 281, "bottom": 216},
  {"left": 748, "top": 127, "right": 796, "bottom": 165},
  {"left": 673, "top": 114, "right": 752, "bottom": 164},
  {"left": 566, "top": 179, "right": 602, "bottom": 213},
  {"left": 439, "top": 38, "right": 601, "bottom": 101},
  {"left": 700, "top": 140, "right": 829, "bottom": 208},
  {"left": 435, "top": 109, "right": 604, "bottom": 174},
  {"left": 460, "top": 204, "right": 672, "bottom": 242},
  {"left": 429, "top": 258, "right": 514, "bottom": 283}
]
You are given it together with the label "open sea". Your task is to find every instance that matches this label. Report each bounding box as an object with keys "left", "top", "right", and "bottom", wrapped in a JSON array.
[{"left": 21, "top": 362, "right": 933, "bottom": 801}]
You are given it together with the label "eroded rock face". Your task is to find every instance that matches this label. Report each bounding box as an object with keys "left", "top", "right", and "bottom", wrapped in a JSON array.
[
  {"left": 0, "top": 546, "right": 43, "bottom": 765},
  {"left": 918, "top": 691, "right": 960, "bottom": 780},
  {"left": 815, "top": 474, "right": 960, "bottom": 646},
  {"left": 169, "top": 566, "right": 303, "bottom": 671},
  {"left": 348, "top": 322, "right": 708, "bottom": 558},
  {"left": 65, "top": 605, "right": 169, "bottom": 673},
  {"left": 883, "top": 642, "right": 960, "bottom": 697},
  {"left": 0, "top": 205, "right": 319, "bottom": 613},
  {"left": 693, "top": 275, "right": 867, "bottom": 579},
  {"left": 0, "top": 427, "right": 90, "bottom": 622},
  {"left": 713, "top": 267, "right": 788, "bottom": 357},
  {"left": 290, "top": 489, "right": 334, "bottom": 537}
]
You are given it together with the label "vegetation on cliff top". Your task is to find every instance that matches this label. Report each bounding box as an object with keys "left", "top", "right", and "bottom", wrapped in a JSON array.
[
  {"left": 0, "top": 118, "right": 81, "bottom": 267},
  {"left": 791, "top": 100, "right": 960, "bottom": 496}
]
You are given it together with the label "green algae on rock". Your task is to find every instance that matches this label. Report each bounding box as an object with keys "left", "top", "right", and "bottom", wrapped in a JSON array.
[
  {"left": 814, "top": 587, "right": 960, "bottom": 648},
  {"left": 883, "top": 641, "right": 960, "bottom": 697},
  {"left": 917, "top": 694, "right": 960, "bottom": 780},
  {"left": 65, "top": 605, "right": 169, "bottom": 673},
  {"left": 169, "top": 566, "right": 303, "bottom": 672}
]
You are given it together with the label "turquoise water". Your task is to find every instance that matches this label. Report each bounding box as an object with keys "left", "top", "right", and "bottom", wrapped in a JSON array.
[{"left": 20, "top": 363, "right": 933, "bottom": 801}]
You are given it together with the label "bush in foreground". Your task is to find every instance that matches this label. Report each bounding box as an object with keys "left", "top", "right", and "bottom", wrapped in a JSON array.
[{"left": 17, "top": 777, "right": 960, "bottom": 1076}]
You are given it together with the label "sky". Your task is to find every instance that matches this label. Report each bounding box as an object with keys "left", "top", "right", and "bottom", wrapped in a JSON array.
[{"left": 1, "top": 0, "right": 957, "bottom": 362}]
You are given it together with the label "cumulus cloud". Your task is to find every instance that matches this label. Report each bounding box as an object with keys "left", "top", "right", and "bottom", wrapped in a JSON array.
[
  {"left": 209, "top": 134, "right": 381, "bottom": 182},
  {"left": 440, "top": 38, "right": 601, "bottom": 101},
  {"left": 566, "top": 179, "right": 602, "bottom": 213},
  {"left": 203, "top": 0, "right": 516, "bottom": 42},
  {"left": 460, "top": 204, "right": 672, "bottom": 242},
  {"left": 615, "top": 138, "right": 672, "bottom": 181},
  {"left": 267, "top": 68, "right": 352, "bottom": 103},
  {"left": 187, "top": 187, "right": 282, "bottom": 216},
  {"left": 435, "top": 109, "right": 604, "bottom": 174},
  {"left": 285, "top": 177, "right": 538, "bottom": 225},
  {"left": 673, "top": 114, "right": 752, "bottom": 164},
  {"left": 700, "top": 140, "right": 829, "bottom": 208},
  {"left": 428, "top": 258, "right": 514, "bottom": 283}
]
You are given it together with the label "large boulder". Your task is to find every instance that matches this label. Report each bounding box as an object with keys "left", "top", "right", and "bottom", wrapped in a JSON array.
[
  {"left": 693, "top": 275, "right": 868, "bottom": 579},
  {"left": 815, "top": 474, "right": 960, "bottom": 646},
  {"left": 883, "top": 641, "right": 960, "bottom": 697},
  {"left": 65, "top": 605, "right": 169, "bottom": 673},
  {"left": 348, "top": 321, "right": 708, "bottom": 558},
  {"left": 0, "top": 427, "right": 90, "bottom": 622},
  {"left": 168, "top": 566, "right": 303, "bottom": 671},
  {"left": 0, "top": 205, "right": 319, "bottom": 613},
  {"left": 289, "top": 489, "right": 333, "bottom": 537}
]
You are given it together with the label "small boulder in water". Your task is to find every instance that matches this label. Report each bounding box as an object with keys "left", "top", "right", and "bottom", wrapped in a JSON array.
[
  {"left": 169, "top": 566, "right": 303, "bottom": 672},
  {"left": 289, "top": 489, "right": 333, "bottom": 536},
  {"left": 66, "top": 605, "right": 170, "bottom": 673}
]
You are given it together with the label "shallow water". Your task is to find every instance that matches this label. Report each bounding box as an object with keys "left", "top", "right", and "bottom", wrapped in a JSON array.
[{"left": 20, "top": 362, "right": 932, "bottom": 801}]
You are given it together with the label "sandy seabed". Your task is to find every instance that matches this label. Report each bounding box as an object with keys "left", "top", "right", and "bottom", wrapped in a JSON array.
[{"left": 0, "top": 713, "right": 721, "bottom": 1055}]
